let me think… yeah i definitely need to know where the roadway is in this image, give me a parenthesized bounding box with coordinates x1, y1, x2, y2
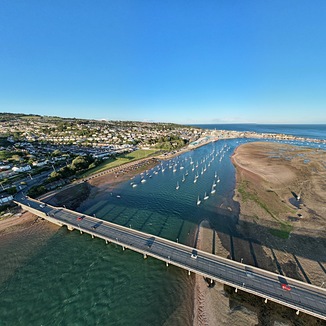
(14, 197, 326, 321)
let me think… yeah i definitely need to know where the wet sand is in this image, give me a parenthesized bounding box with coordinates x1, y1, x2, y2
(193, 142, 326, 325)
(193, 220, 259, 326)
(0, 211, 36, 233)
(231, 142, 326, 284)
(2, 141, 325, 325)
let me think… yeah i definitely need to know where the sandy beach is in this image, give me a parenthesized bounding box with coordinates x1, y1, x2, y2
(231, 141, 326, 283)
(1, 140, 325, 325)
(192, 141, 326, 325)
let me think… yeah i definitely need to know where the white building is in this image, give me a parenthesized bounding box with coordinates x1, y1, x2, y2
(0, 194, 14, 205)
(12, 165, 31, 173)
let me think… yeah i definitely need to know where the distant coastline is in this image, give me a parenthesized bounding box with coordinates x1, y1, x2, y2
(190, 123, 326, 141)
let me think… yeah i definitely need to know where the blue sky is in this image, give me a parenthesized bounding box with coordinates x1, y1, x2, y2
(1, 1, 325, 124)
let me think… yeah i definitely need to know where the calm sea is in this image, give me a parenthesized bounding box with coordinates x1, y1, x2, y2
(193, 124, 326, 140)
(0, 126, 325, 325)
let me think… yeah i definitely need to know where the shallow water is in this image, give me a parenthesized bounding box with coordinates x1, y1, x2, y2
(0, 137, 324, 325)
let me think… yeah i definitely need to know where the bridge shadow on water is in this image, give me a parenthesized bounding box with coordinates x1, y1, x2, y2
(77, 185, 326, 266)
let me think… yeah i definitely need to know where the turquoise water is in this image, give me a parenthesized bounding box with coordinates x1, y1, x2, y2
(1, 138, 324, 325)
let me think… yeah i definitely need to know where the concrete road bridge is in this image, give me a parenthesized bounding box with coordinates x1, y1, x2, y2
(14, 197, 326, 321)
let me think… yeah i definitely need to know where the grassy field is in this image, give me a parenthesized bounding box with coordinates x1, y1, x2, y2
(82, 149, 160, 177)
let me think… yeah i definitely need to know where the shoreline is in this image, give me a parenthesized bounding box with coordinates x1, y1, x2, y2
(0, 211, 37, 233)
(1, 138, 325, 325)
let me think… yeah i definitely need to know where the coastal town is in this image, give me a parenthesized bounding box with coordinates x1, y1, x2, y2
(1, 113, 325, 213)
(1, 113, 326, 325)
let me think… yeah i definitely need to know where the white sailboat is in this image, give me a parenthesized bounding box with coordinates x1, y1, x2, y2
(197, 196, 201, 206)
(176, 182, 180, 190)
(182, 175, 185, 182)
(211, 185, 216, 194)
(204, 192, 209, 200)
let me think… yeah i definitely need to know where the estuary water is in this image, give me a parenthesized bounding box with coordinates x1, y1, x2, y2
(1, 129, 325, 325)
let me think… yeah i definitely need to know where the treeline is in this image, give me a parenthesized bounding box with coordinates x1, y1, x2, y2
(154, 135, 188, 150)
(27, 155, 102, 198)
(48, 155, 101, 181)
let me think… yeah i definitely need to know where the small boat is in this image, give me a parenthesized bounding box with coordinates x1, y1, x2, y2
(180, 166, 184, 170)
(192, 167, 195, 172)
(214, 172, 217, 178)
(185, 170, 189, 176)
(182, 175, 185, 182)
(204, 192, 209, 200)
(141, 179, 146, 183)
(132, 184, 138, 187)
(176, 182, 180, 190)
(197, 196, 201, 206)
(217, 177, 220, 183)
(211, 185, 216, 194)
(117, 195, 121, 198)
(193, 178, 197, 183)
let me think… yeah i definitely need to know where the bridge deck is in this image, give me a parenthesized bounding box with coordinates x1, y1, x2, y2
(15, 197, 326, 321)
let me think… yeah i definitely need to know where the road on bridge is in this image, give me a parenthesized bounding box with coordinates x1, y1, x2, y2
(15, 197, 326, 321)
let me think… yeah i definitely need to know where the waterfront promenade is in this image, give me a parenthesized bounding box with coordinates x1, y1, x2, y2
(15, 197, 326, 321)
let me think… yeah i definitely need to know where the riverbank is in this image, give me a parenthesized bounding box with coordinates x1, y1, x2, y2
(0, 211, 37, 233)
(231, 141, 326, 283)
(2, 138, 325, 324)
(193, 220, 258, 325)
(227, 141, 326, 324)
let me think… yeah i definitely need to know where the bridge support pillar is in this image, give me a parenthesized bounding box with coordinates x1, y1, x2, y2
(296, 310, 300, 315)
(188, 270, 191, 276)
(143, 254, 147, 259)
(122, 246, 125, 251)
(92, 234, 94, 239)
(80, 230, 83, 234)
(166, 262, 169, 267)
(210, 279, 213, 284)
(105, 240, 108, 244)
(235, 288, 238, 293)
(67, 225, 74, 231)
(265, 298, 268, 304)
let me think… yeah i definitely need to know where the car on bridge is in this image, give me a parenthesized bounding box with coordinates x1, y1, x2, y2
(281, 283, 291, 291)
(77, 216, 84, 221)
(278, 276, 291, 291)
(191, 249, 198, 259)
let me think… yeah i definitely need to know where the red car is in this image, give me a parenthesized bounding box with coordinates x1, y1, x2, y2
(281, 283, 291, 291)
(77, 216, 83, 221)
